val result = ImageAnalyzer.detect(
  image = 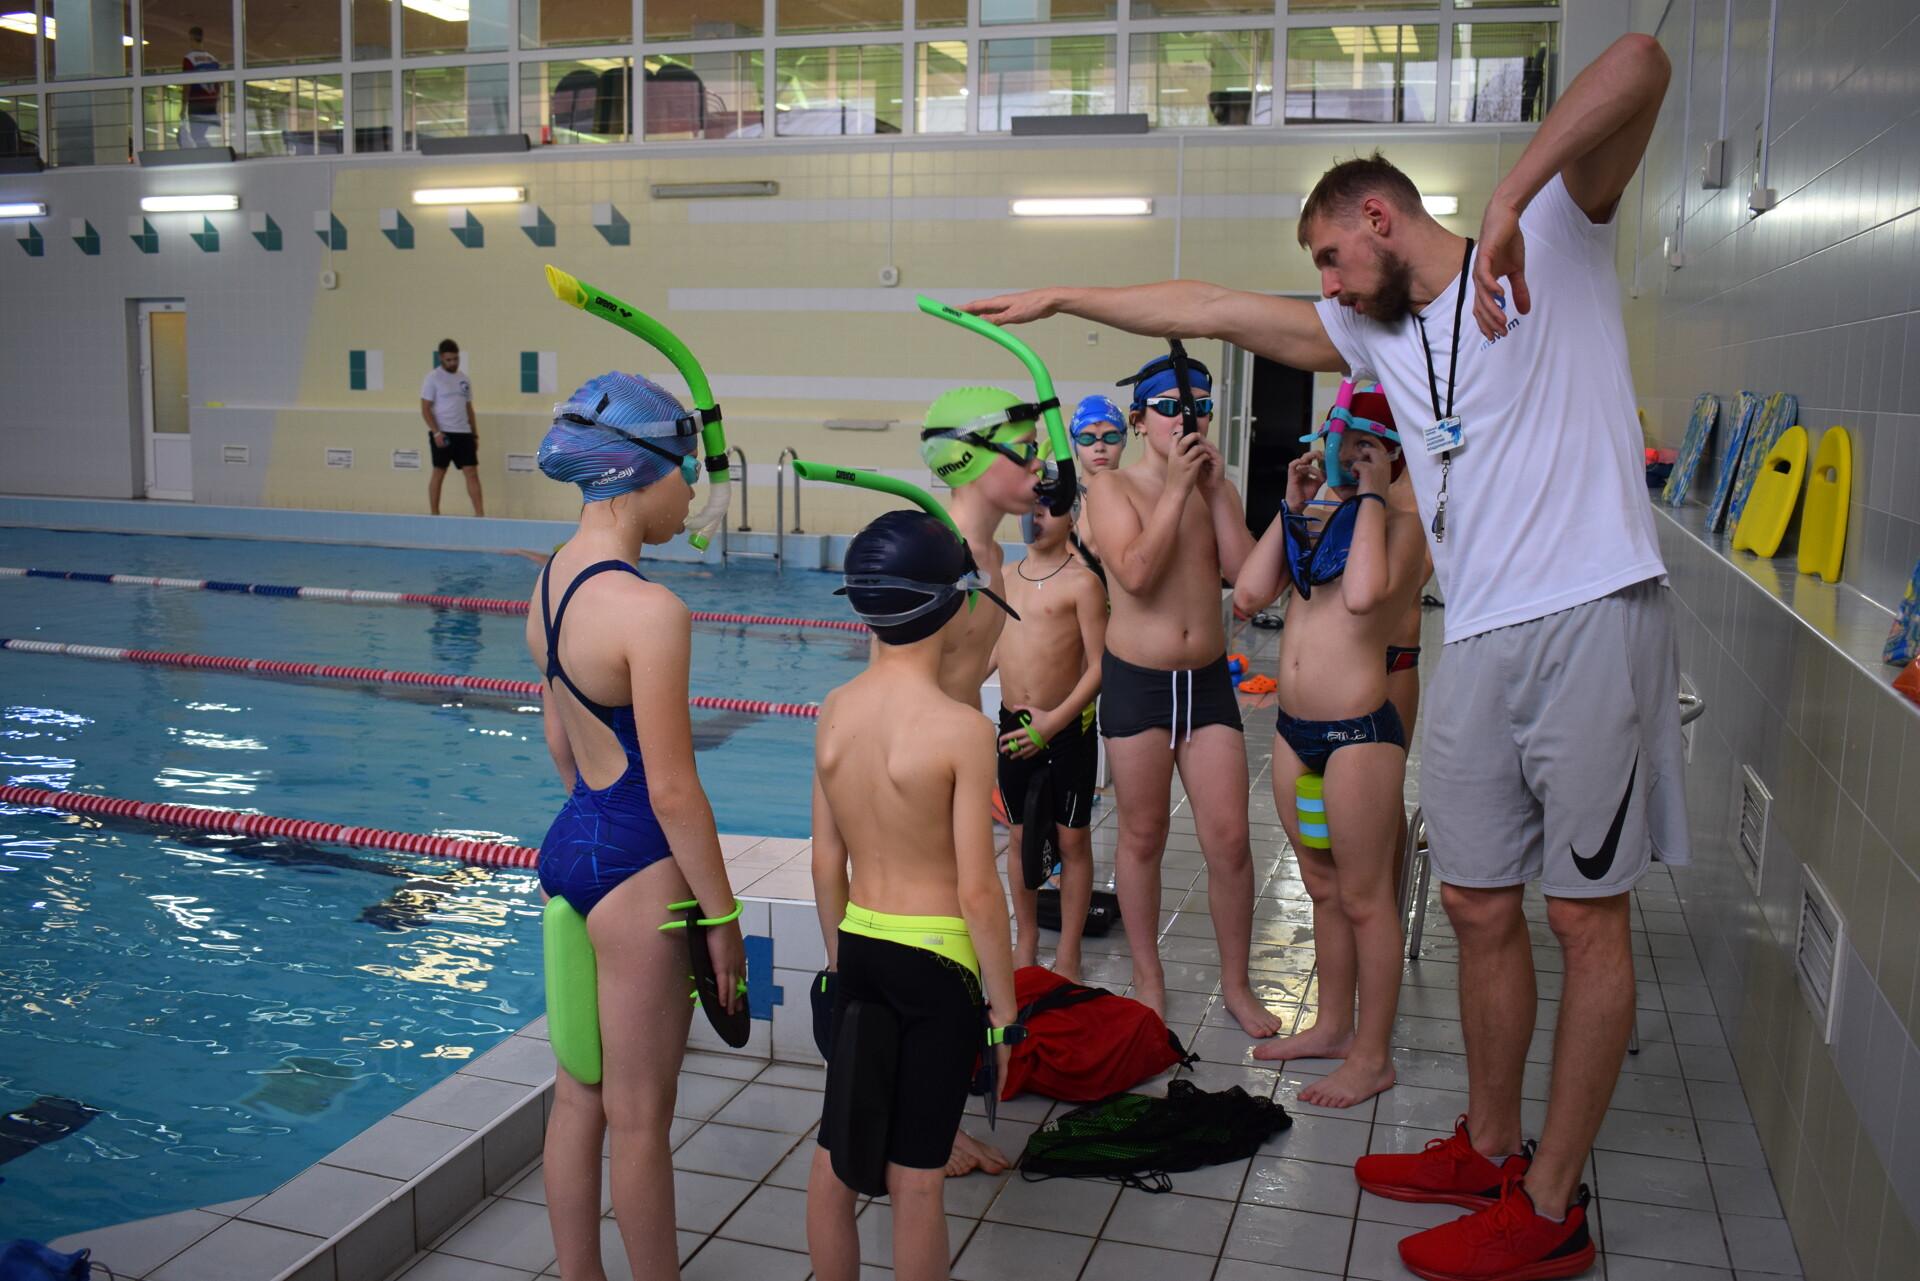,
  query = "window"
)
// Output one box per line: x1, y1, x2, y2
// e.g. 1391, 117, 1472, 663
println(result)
1133, 0, 1271, 16
48, 89, 131, 165
1129, 29, 1271, 127
980, 35, 1114, 130
522, 57, 630, 143
915, 40, 966, 134
642, 51, 763, 139
405, 1, 509, 56
1289, 0, 1436, 9
0, 13, 32, 85
520, 0, 631, 49
244, 75, 345, 156
645, 0, 762, 42
1456, 0, 1558, 8
982, 0, 1115, 25
1285, 24, 1437, 124
245, 0, 342, 65
917, 0, 966, 27
353, 70, 394, 151
774, 44, 901, 136
0, 91, 39, 160
50, 2, 131, 81
1452, 21, 1555, 123
778, 0, 902, 35
140, 2, 230, 77
142, 82, 232, 151
353, 0, 392, 59
403, 64, 511, 145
